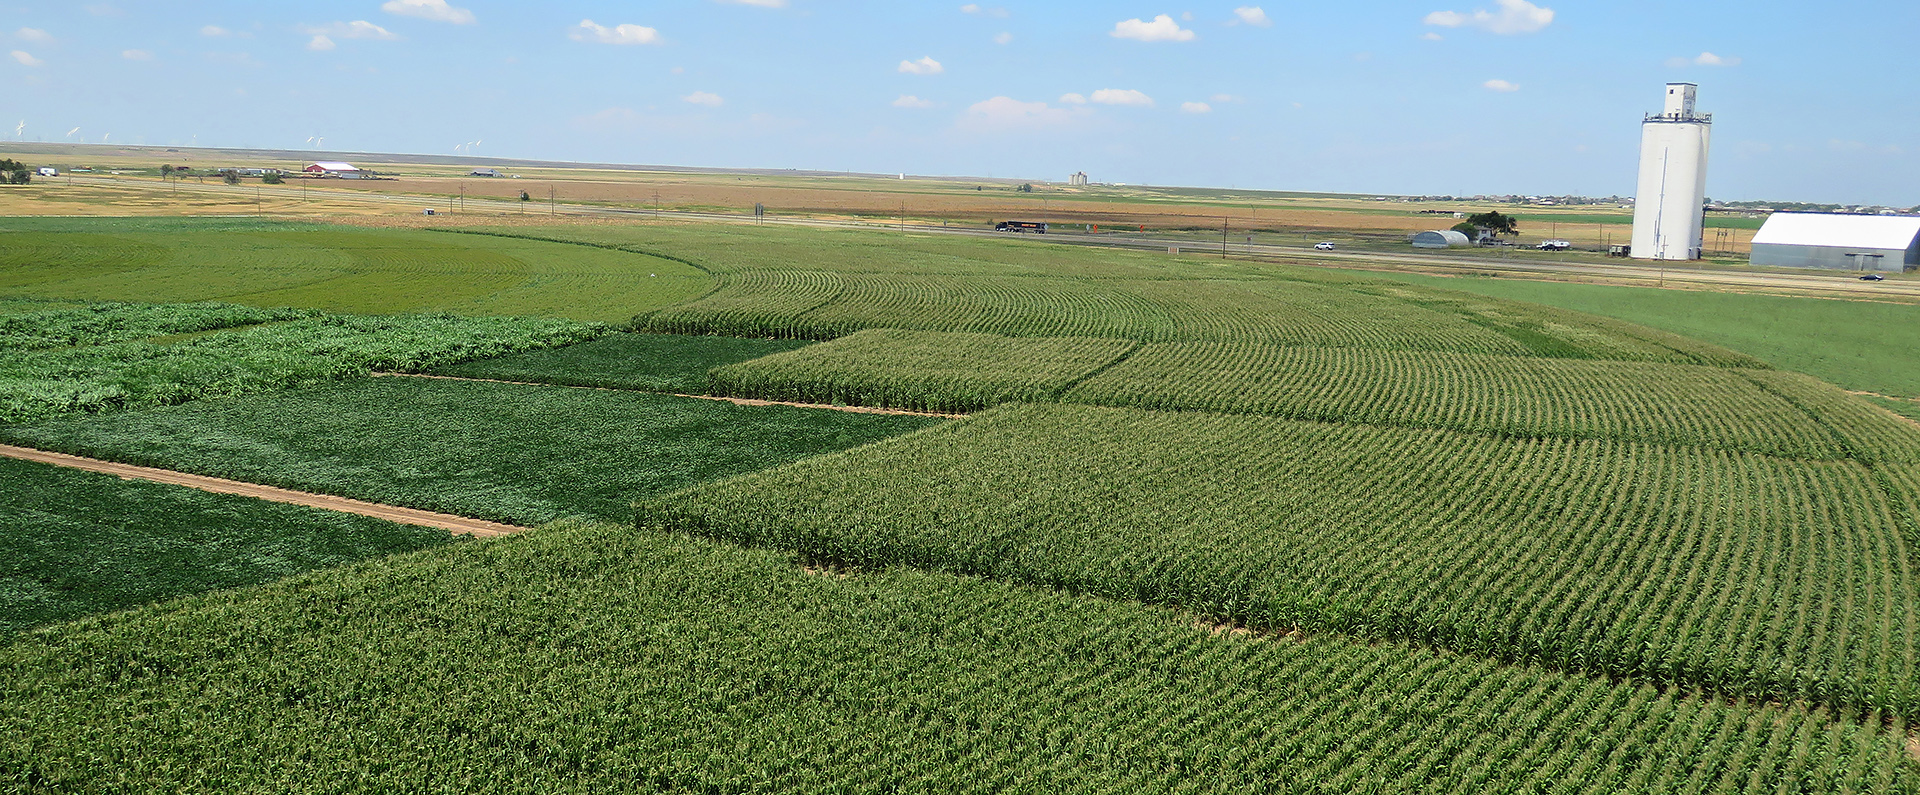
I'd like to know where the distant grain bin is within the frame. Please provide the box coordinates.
[1068,172,1089,186]
[1630,83,1712,261]
[1749,213,1920,272]
[1411,230,1471,249]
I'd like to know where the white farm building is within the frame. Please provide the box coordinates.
[1749,213,1920,273]
[1411,230,1472,249]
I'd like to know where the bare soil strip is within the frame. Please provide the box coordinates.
[0,443,526,538]
[369,371,968,418]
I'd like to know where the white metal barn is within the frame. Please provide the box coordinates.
[1749,213,1920,272]
[1411,230,1471,248]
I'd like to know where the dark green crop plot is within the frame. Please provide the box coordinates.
[0,455,449,636]
[431,332,813,394]
[0,301,313,351]
[3,523,1912,793]
[0,305,605,423]
[645,403,1920,720]
[0,376,941,525]
[709,329,1137,412]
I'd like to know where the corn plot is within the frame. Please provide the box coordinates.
[708,329,1136,412]
[3,525,1913,793]
[0,309,605,422]
[1064,342,1910,460]
[634,263,1764,365]
[645,403,1920,719]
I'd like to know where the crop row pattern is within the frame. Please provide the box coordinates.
[645,403,1920,719]
[3,524,1913,792]
[708,329,1136,412]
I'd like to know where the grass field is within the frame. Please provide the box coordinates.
[0,455,450,636]
[0,376,942,525]
[1376,272,1920,398]
[3,523,1912,793]
[431,332,813,394]
[646,403,1920,719]
[0,217,712,322]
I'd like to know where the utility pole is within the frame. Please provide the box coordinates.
[1221,218,1229,260]
[549,186,556,216]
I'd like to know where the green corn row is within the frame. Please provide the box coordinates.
[708,329,1135,413]
[643,403,1920,721]
[1063,341,1920,462]
[634,265,1760,365]
[4,524,1914,792]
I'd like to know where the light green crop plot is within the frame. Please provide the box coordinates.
[0,218,712,322]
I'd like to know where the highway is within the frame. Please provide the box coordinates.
[57,174,1920,301]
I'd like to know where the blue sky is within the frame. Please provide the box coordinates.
[4,1,1917,205]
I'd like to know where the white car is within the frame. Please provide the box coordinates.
[1313,242,1336,251]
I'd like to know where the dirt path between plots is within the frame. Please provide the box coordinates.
[0,443,527,538]
[370,372,969,419]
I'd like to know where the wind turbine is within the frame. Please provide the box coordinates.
[65,127,80,140]
[13,121,23,139]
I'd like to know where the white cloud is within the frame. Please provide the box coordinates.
[1232,7,1272,27]
[893,95,935,109]
[201,25,229,37]
[571,19,662,45]
[1667,51,1740,67]
[10,50,42,66]
[381,0,475,25]
[1111,14,1195,42]
[1090,88,1153,106]
[1423,32,1444,40]
[961,4,1009,17]
[16,28,51,42]
[307,35,335,51]
[1483,78,1520,92]
[963,96,1076,129]
[304,21,398,41]
[961,3,980,11]
[121,49,152,60]
[898,56,943,75]
[1423,0,1553,34]
[993,31,1013,45]
[1210,93,1240,103]
[1180,101,1211,113]
[715,0,788,7]
[683,91,724,107]
[1059,93,1087,104]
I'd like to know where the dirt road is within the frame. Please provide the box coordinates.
[0,443,527,538]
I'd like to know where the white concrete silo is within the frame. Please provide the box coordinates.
[1629,83,1712,260]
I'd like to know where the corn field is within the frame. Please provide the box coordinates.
[3,524,1912,793]
[644,403,1920,720]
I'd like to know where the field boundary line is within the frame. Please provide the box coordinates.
[0,443,527,538]
[369,371,968,418]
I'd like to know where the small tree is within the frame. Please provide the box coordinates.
[1450,221,1481,239]
[0,159,29,185]
[261,172,285,185]
[222,171,241,186]
[519,190,531,202]
[1466,211,1519,238]
[160,164,175,179]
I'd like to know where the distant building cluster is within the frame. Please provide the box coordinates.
[1067,171,1090,186]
